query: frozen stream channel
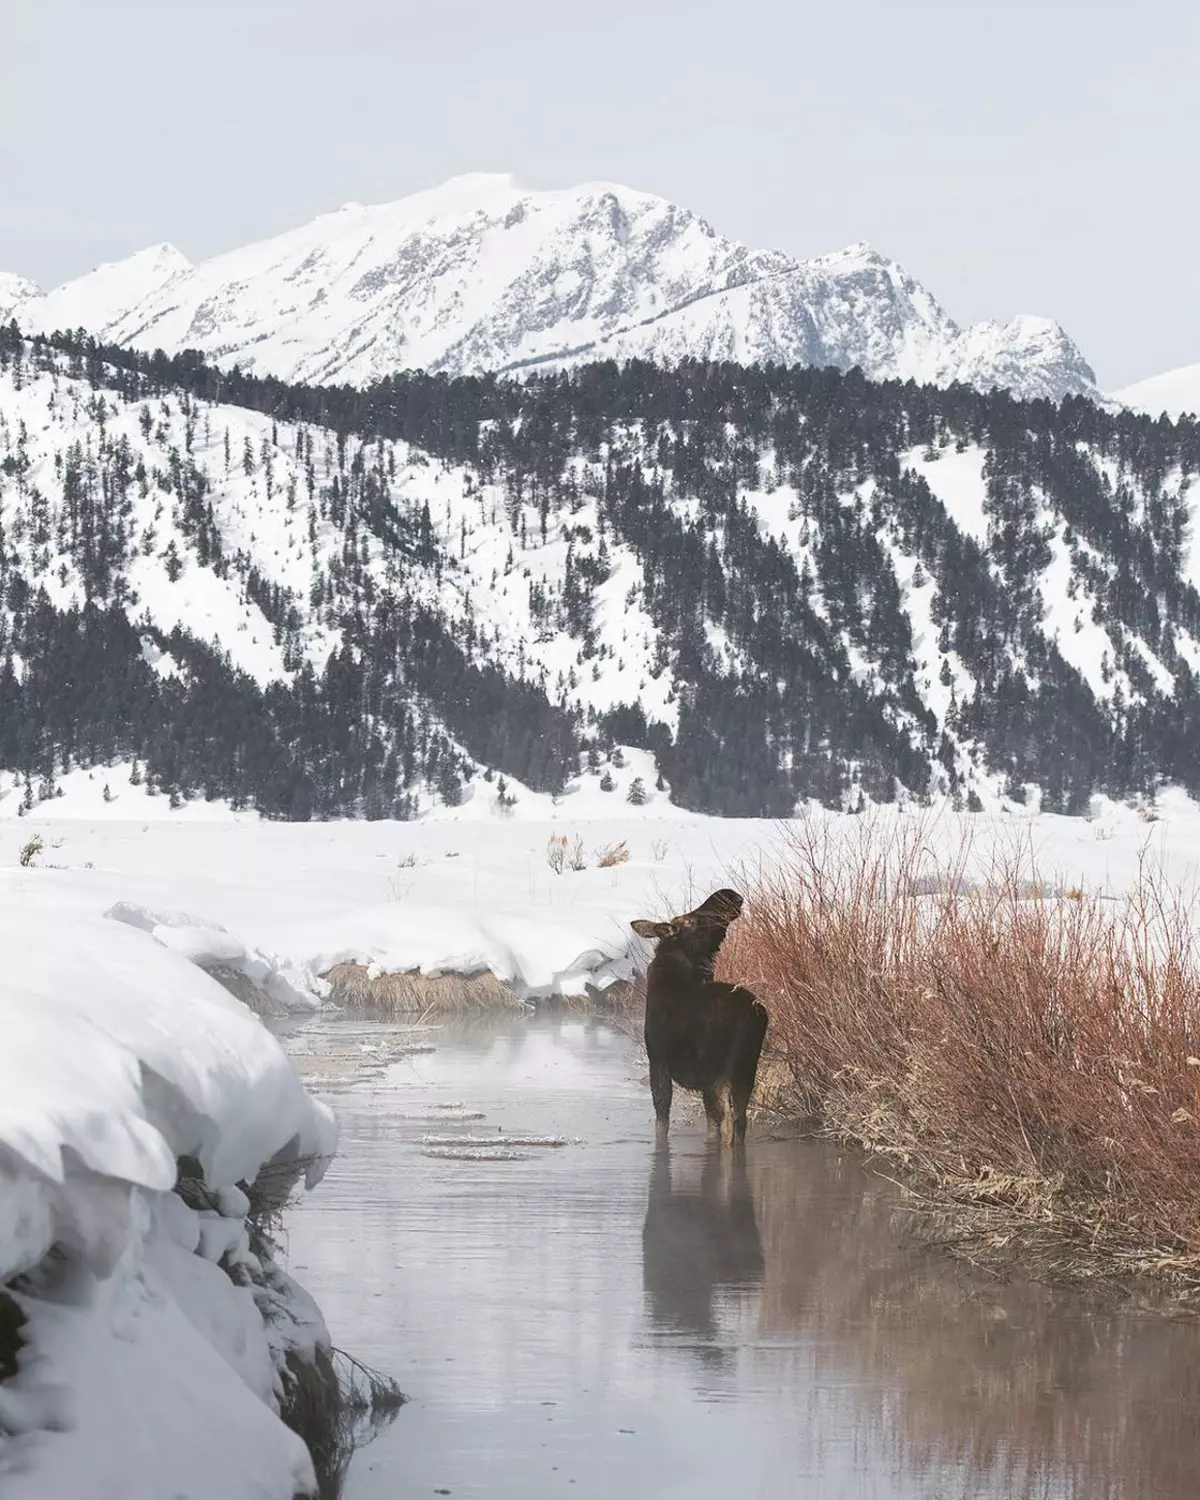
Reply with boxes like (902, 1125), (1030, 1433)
(280, 1013), (1200, 1499)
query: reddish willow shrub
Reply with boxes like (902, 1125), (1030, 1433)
(719, 821), (1200, 1263)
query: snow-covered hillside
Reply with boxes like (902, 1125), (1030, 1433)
(4, 328), (1200, 819)
(6, 174), (1099, 402)
(1115, 363), (1200, 420)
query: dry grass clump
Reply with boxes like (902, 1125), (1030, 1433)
(547, 833), (590, 872)
(719, 821), (1200, 1293)
(323, 962), (527, 1015)
(595, 839), (630, 868)
(18, 834), (44, 868)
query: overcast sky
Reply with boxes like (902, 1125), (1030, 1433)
(2, 0), (1197, 388)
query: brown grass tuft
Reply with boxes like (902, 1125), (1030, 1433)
(719, 820), (1200, 1294)
(595, 839), (630, 868)
(323, 963), (528, 1015)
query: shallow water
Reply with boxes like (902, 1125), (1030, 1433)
(282, 1014), (1200, 1500)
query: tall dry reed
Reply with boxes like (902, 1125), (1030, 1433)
(720, 820), (1200, 1288)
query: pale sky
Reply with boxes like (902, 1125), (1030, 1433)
(2, 0), (1197, 388)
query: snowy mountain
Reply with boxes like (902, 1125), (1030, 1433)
(0, 271), (38, 321)
(1115, 363), (1200, 420)
(8, 175), (1099, 402)
(2, 325), (1198, 819)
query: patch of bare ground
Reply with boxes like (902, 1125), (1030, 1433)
(718, 819), (1200, 1301)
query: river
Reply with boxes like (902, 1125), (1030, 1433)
(281, 1012), (1200, 1500)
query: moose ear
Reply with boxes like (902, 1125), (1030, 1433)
(631, 918), (669, 939)
(697, 888), (744, 923)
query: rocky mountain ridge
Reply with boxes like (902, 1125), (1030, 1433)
(6, 175), (1099, 402)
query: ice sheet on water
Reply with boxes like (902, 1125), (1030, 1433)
(420, 1145), (530, 1162)
(419, 1134), (575, 1148)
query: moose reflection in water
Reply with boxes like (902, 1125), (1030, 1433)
(641, 1144), (764, 1369)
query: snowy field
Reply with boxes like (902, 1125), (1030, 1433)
(5, 778), (1200, 1011)
(5, 782), (1200, 1498)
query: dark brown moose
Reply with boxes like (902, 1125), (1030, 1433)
(632, 888), (768, 1147)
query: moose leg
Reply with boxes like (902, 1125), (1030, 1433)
(729, 1073), (752, 1145)
(730, 1003), (769, 1145)
(717, 1078), (735, 1148)
(701, 1086), (723, 1137)
(649, 1055), (674, 1142)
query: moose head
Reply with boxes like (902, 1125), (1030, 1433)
(631, 888), (744, 981)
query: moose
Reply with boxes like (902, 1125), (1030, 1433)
(632, 889), (768, 1146)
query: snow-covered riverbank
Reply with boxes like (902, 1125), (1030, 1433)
(0, 901), (337, 1499)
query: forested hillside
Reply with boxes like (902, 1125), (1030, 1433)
(2, 322), (1198, 817)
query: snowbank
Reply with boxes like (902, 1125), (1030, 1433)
(0, 901), (337, 1499)
(290, 898), (639, 1002)
(106, 900), (321, 1015)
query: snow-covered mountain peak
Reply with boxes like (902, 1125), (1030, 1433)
(815, 239), (892, 268)
(403, 169), (526, 212)
(22, 242), (192, 343)
(10, 175), (1100, 402)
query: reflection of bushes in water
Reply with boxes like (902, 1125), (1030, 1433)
(750, 1144), (1200, 1500)
(641, 1146), (764, 1371)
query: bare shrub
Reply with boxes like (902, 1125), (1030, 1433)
(719, 821), (1200, 1291)
(595, 839), (630, 868)
(547, 833), (568, 874)
(650, 838), (669, 864)
(567, 835), (587, 872)
(281, 1344), (405, 1498)
(18, 834), (44, 868)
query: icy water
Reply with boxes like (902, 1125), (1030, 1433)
(282, 1014), (1200, 1500)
